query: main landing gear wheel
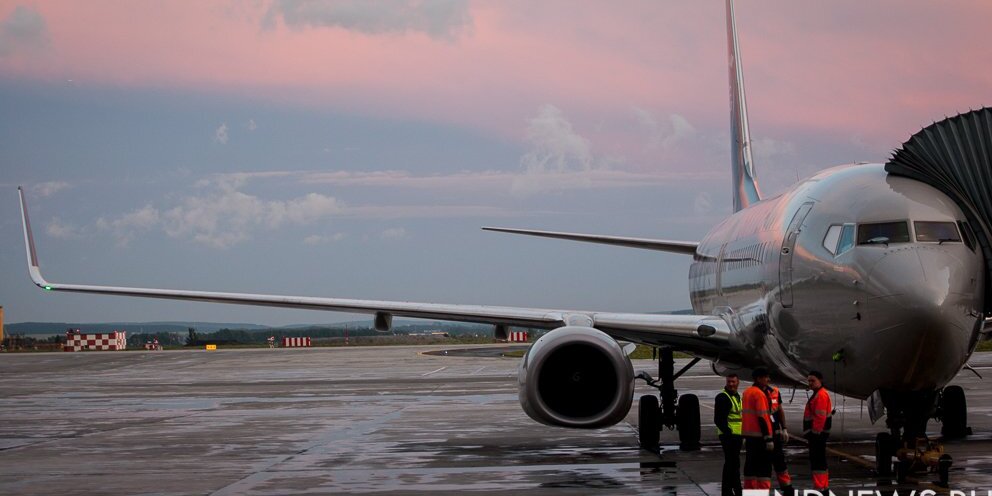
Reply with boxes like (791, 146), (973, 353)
(638, 394), (661, 451)
(635, 347), (702, 452)
(677, 394), (701, 450)
(875, 432), (894, 477)
(939, 385), (970, 439)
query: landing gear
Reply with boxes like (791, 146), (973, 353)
(636, 347), (701, 451)
(638, 395), (660, 450)
(875, 386), (969, 484)
(875, 432), (894, 477)
(881, 390), (935, 445)
(938, 385), (970, 439)
(677, 394), (701, 450)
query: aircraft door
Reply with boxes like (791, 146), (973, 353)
(778, 202), (814, 307)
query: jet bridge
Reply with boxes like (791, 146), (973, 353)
(885, 107), (992, 314)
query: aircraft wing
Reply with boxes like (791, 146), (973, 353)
(17, 187), (730, 354)
(482, 227), (698, 255)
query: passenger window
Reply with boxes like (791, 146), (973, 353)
(837, 224), (855, 254)
(858, 221), (910, 245)
(915, 221), (961, 243)
(822, 225), (842, 255)
(958, 221), (976, 251)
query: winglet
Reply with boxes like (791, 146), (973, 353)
(17, 187), (53, 290)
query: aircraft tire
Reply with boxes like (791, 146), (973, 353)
(875, 432), (893, 477)
(677, 393), (701, 451)
(940, 385), (969, 439)
(638, 394), (660, 450)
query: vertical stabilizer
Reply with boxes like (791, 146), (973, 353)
(726, 0), (762, 212)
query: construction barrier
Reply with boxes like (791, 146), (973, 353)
(64, 330), (127, 351)
(508, 331), (528, 343)
(282, 337), (311, 347)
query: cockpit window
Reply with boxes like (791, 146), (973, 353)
(823, 225), (842, 255)
(915, 221), (961, 243)
(857, 221), (910, 245)
(823, 224), (856, 256)
(837, 224), (855, 254)
(958, 221), (976, 251)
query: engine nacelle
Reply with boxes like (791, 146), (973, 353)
(518, 326), (634, 428)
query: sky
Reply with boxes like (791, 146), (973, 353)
(2, 0), (991, 326)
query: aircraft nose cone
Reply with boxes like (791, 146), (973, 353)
(866, 247), (975, 389)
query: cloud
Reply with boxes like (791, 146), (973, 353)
(91, 162), (722, 249)
(201, 166), (720, 194)
(214, 123), (229, 144)
(379, 227), (407, 240)
(513, 104), (616, 195)
(247, 118), (257, 131)
(693, 192), (713, 217)
(46, 217), (80, 239)
(161, 186), (342, 249)
(751, 137), (797, 163)
(264, 0), (472, 41)
(31, 181), (71, 197)
(633, 108), (696, 150)
(520, 104), (592, 174)
(304, 232), (347, 245)
(0, 6), (49, 58)
(96, 204), (160, 246)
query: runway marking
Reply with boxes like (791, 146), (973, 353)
(471, 366), (486, 375)
(422, 366), (447, 377)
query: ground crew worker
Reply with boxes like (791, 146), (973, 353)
(741, 368), (774, 490)
(804, 370), (833, 490)
(766, 383), (793, 493)
(714, 374), (743, 496)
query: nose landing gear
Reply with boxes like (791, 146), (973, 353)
(874, 385), (969, 486)
(636, 347), (701, 452)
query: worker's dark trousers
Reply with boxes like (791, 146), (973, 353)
(771, 435), (792, 489)
(743, 437), (772, 489)
(808, 433), (829, 489)
(719, 434), (742, 496)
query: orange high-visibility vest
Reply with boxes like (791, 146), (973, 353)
(741, 385), (773, 437)
(768, 386), (781, 414)
(803, 387), (833, 434)
(768, 386), (783, 431)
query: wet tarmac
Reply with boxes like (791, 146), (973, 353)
(0, 345), (990, 495)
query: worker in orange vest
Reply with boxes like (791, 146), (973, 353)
(766, 383), (793, 493)
(803, 370), (833, 490)
(741, 368), (774, 490)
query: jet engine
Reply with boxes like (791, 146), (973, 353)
(518, 326), (634, 428)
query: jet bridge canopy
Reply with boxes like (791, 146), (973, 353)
(885, 107), (992, 314)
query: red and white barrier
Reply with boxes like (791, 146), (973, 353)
(64, 330), (127, 351)
(508, 331), (528, 343)
(282, 337), (311, 347)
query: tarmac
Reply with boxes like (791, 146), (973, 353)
(1, 345), (991, 495)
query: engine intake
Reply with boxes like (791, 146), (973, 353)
(518, 326), (634, 428)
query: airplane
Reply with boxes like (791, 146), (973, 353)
(15, 0), (992, 471)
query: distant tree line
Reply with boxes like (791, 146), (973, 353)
(2, 333), (65, 351)
(125, 322), (506, 347)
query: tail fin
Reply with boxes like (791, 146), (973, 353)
(726, 0), (762, 212)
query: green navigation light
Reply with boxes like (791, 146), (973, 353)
(44, 286), (52, 291)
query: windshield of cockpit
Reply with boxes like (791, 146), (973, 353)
(821, 220), (976, 256)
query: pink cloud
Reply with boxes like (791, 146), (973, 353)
(2, 1), (990, 155)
